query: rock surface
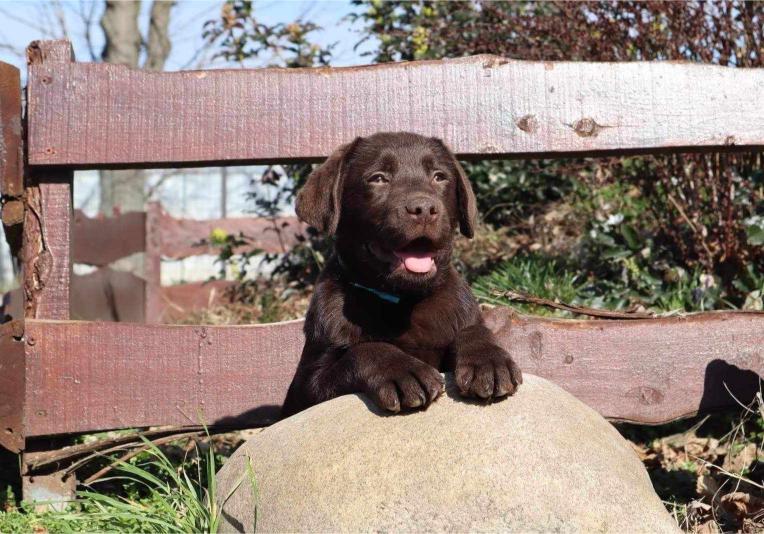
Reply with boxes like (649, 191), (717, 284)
(216, 374), (679, 533)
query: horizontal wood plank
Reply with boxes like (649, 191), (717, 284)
(6, 271), (235, 324)
(23, 319), (305, 436)
(27, 40), (764, 168)
(484, 309), (764, 425)
(72, 210), (146, 266)
(71, 207), (303, 265)
(158, 209), (303, 259)
(8, 310), (762, 441)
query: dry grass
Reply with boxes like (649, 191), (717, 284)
(624, 394), (764, 533)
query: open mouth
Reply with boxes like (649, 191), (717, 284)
(393, 238), (436, 274)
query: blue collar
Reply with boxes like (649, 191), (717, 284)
(350, 282), (401, 304)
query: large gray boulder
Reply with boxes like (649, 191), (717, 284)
(216, 375), (679, 533)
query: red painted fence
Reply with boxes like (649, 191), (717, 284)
(1, 39), (763, 498)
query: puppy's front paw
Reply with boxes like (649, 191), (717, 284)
(366, 360), (445, 414)
(455, 347), (522, 400)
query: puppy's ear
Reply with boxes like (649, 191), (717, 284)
(296, 138), (361, 235)
(432, 138), (477, 238)
(453, 159), (478, 238)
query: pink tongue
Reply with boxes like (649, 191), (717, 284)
(395, 252), (434, 273)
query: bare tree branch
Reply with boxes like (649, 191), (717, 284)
(49, 0), (70, 41)
(0, 7), (57, 38)
(0, 42), (25, 60)
(76, 0), (100, 62)
(144, 0), (175, 71)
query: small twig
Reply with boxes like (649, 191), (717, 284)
(694, 456), (764, 491)
(27, 426), (204, 471)
(82, 432), (203, 485)
(492, 290), (657, 319)
(666, 193), (715, 263)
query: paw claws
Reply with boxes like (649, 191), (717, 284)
(456, 354), (522, 401)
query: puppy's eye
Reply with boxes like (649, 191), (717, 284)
(367, 172), (388, 184)
(433, 171), (448, 182)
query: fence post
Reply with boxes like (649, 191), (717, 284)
(21, 40), (76, 508)
(0, 61), (23, 263)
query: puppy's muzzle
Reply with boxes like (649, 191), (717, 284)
(402, 195), (441, 225)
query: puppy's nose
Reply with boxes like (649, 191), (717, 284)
(405, 196), (439, 224)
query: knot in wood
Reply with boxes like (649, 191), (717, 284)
(573, 118), (598, 137)
(516, 114), (538, 134)
(627, 386), (664, 406)
(529, 331), (543, 360)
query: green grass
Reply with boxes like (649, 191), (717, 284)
(473, 255), (584, 316)
(0, 436), (257, 533)
(472, 253), (746, 316)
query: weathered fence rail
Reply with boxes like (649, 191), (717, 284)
(1, 39), (763, 501)
(2, 204), (302, 322)
(1, 310), (762, 456)
(26, 44), (764, 168)
(73, 206), (301, 263)
(72, 204), (301, 322)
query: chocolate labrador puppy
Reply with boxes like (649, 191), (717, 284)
(281, 132), (522, 417)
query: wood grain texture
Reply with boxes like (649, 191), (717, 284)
(27, 43), (764, 168)
(22, 41), (75, 322)
(72, 209), (146, 266)
(0, 320), (25, 452)
(11, 310), (763, 441)
(22, 172), (73, 320)
(0, 61), (22, 198)
(485, 309), (764, 424)
(26, 40), (74, 66)
(23, 319), (305, 436)
(0, 60), (23, 259)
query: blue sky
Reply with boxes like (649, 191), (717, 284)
(0, 0), (373, 74)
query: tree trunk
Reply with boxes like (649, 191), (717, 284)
(99, 0), (143, 219)
(144, 0), (174, 71)
(98, 0), (174, 277)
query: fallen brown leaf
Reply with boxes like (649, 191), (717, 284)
(720, 491), (764, 521)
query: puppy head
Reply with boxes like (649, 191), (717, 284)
(296, 132), (477, 293)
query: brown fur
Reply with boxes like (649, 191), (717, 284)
(282, 132), (521, 417)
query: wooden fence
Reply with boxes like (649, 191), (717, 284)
(3, 204), (302, 323)
(1, 40), (763, 501)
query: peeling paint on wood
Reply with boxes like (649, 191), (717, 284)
(23, 172), (73, 320)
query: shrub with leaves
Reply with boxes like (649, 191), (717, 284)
(349, 0), (764, 305)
